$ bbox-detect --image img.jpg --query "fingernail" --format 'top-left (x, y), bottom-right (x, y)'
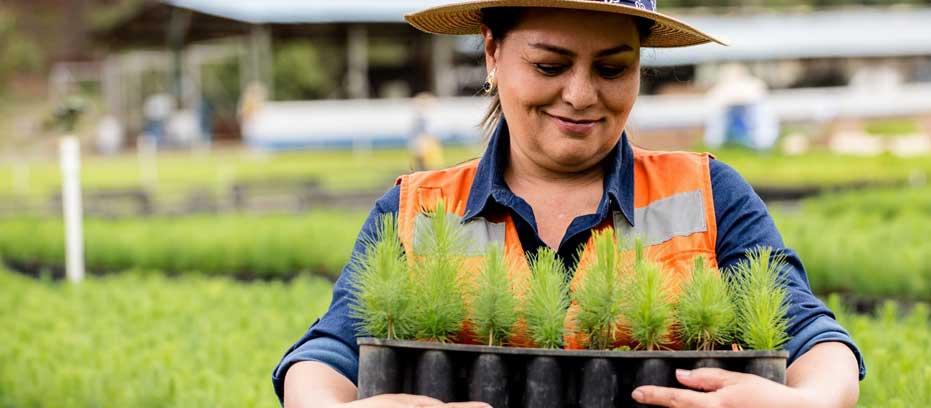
top-left (632, 390), bottom-right (644, 401)
top-left (677, 369), bottom-right (691, 378)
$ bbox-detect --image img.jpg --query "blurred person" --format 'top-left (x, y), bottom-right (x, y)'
top-left (141, 93), bottom-right (174, 146)
top-left (410, 92), bottom-right (445, 171)
top-left (705, 64), bottom-right (779, 151)
top-left (274, 2), bottom-right (863, 408)
top-left (239, 81), bottom-right (268, 127)
top-left (95, 115), bottom-right (124, 155)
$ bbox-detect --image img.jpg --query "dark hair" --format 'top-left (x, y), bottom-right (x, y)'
top-left (479, 7), bottom-right (655, 137)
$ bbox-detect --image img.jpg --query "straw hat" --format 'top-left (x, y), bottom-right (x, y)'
top-left (406, 0), bottom-right (726, 48)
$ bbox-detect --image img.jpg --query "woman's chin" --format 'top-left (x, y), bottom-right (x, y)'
top-left (543, 147), bottom-right (602, 172)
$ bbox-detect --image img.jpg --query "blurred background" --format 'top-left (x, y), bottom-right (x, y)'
top-left (1, 0), bottom-right (930, 406)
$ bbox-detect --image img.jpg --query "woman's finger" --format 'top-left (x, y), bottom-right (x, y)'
top-left (432, 403), bottom-right (492, 408)
top-left (676, 367), bottom-right (744, 392)
top-left (376, 393), bottom-right (443, 406)
top-left (632, 385), bottom-right (714, 408)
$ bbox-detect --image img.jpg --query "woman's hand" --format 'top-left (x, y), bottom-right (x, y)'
top-left (335, 394), bottom-right (491, 408)
top-left (632, 342), bottom-right (859, 408)
top-left (632, 368), bottom-right (819, 408)
top-left (284, 361), bottom-right (491, 408)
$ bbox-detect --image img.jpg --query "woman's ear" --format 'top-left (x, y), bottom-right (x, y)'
top-left (480, 24), bottom-right (499, 73)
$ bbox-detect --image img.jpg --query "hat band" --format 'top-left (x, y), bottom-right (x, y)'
top-left (595, 0), bottom-right (656, 12)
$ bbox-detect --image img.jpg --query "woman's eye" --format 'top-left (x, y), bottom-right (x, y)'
top-left (534, 64), bottom-right (566, 76)
top-left (597, 66), bottom-right (627, 79)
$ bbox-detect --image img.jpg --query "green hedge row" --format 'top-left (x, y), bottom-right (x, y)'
top-left (0, 212), bottom-right (365, 280)
top-left (1, 186), bottom-right (929, 300)
top-left (2, 147), bottom-right (930, 199)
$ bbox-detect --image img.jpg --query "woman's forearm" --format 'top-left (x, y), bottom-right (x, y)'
top-left (786, 341), bottom-right (860, 408)
top-left (283, 361), bottom-right (357, 408)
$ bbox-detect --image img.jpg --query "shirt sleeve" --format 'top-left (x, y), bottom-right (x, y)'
top-left (271, 185), bottom-right (402, 405)
top-left (709, 159), bottom-right (866, 381)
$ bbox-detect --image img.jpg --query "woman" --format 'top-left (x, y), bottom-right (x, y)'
top-left (274, 2), bottom-right (864, 407)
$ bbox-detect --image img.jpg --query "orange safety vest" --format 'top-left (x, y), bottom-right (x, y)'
top-left (395, 147), bottom-right (718, 349)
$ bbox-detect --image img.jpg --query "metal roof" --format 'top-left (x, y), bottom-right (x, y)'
top-left (644, 8), bottom-right (931, 66)
top-left (162, 2), bottom-right (931, 64)
top-left (165, 0), bottom-right (450, 24)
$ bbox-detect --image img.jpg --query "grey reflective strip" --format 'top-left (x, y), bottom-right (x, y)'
top-left (614, 190), bottom-right (707, 246)
top-left (413, 213), bottom-right (506, 257)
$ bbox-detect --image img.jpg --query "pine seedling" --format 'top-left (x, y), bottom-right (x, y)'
top-left (573, 228), bottom-right (624, 350)
top-left (676, 256), bottom-right (737, 351)
top-left (729, 246), bottom-right (791, 351)
top-left (468, 245), bottom-right (519, 346)
top-left (410, 200), bottom-right (468, 342)
top-left (524, 247), bottom-right (570, 349)
top-left (623, 239), bottom-right (675, 351)
top-left (348, 214), bottom-right (416, 340)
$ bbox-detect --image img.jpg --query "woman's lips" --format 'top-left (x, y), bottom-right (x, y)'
top-left (547, 113), bottom-right (601, 135)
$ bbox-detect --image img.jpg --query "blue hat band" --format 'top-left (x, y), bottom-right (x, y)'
top-left (595, 0), bottom-right (656, 12)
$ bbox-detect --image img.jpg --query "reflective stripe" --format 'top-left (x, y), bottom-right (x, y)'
top-left (413, 213), bottom-right (506, 257)
top-left (614, 190), bottom-right (708, 246)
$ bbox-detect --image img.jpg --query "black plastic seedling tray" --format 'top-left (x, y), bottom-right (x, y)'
top-left (358, 338), bottom-right (788, 408)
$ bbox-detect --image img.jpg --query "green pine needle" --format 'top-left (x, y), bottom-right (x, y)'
top-left (676, 257), bottom-right (737, 351)
top-left (468, 245), bottom-right (519, 346)
top-left (348, 214), bottom-right (416, 340)
top-left (573, 229), bottom-right (624, 350)
top-left (729, 246), bottom-right (792, 351)
top-left (623, 239), bottom-right (675, 351)
top-left (409, 200), bottom-right (468, 342)
top-left (525, 247), bottom-right (570, 349)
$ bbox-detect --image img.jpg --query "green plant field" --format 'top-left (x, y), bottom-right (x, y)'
top-left (2, 186), bottom-right (929, 301)
top-left (711, 149), bottom-right (931, 188)
top-left (0, 212), bottom-right (366, 280)
top-left (0, 146), bottom-right (482, 198)
top-left (0, 268), bottom-right (333, 408)
top-left (828, 296), bottom-right (931, 408)
top-left (2, 146), bottom-right (929, 202)
top-left (775, 186), bottom-right (931, 301)
top-left (1, 269), bottom-right (927, 407)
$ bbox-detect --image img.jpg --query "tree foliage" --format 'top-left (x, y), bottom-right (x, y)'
top-left (676, 257), bottom-right (737, 351)
top-left (729, 247), bottom-right (792, 351)
top-left (349, 214), bottom-right (416, 340)
top-left (573, 229), bottom-right (625, 350)
top-left (525, 247), bottom-right (570, 349)
top-left (468, 245), bottom-right (520, 346)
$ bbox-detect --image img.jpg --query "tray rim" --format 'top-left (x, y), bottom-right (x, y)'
top-left (358, 337), bottom-right (789, 359)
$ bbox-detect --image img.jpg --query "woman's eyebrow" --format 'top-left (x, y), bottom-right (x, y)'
top-left (595, 44), bottom-right (635, 57)
top-left (529, 42), bottom-right (634, 58)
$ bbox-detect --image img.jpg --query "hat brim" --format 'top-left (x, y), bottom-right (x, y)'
top-left (406, 0), bottom-right (728, 48)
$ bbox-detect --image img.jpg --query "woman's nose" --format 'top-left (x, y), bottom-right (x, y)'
top-left (561, 68), bottom-right (598, 111)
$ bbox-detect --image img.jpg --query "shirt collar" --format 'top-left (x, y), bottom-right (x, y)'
top-left (462, 118), bottom-right (636, 228)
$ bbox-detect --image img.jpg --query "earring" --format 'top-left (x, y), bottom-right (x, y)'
top-left (483, 67), bottom-right (497, 95)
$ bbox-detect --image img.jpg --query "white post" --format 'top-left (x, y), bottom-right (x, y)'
top-left (137, 135), bottom-right (158, 189)
top-left (12, 159), bottom-right (29, 196)
top-left (59, 137), bottom-right (85, 283)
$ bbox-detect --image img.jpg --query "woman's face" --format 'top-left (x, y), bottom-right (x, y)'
top-left (483, 9), bottom-right (641, 174)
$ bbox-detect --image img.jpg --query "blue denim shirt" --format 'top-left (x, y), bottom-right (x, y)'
top-left (272, 122), bottom-right (866, 403)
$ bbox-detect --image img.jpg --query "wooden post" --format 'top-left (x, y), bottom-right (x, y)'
top-left (431, 36), bottom-right (456, 97)
top-left (347, 24), bottom-right (370, 99)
